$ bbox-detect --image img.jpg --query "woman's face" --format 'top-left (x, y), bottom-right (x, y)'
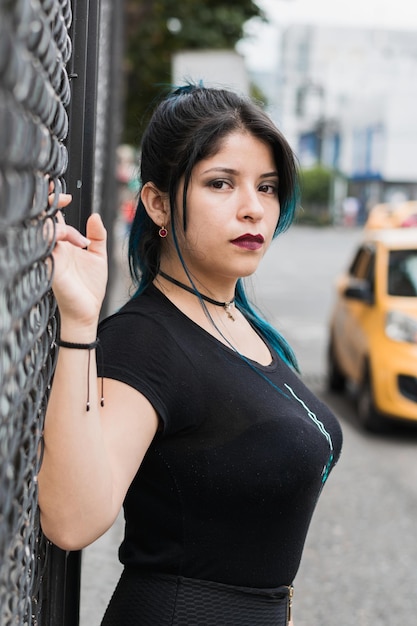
top-left (168, 131), bottom-right (281, 286)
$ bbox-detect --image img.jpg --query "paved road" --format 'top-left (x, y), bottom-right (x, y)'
top-left (80, 224), bottom-right (417, 625)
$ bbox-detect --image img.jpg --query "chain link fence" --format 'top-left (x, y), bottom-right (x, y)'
top-left (0, 0), bottom-right (122, 623)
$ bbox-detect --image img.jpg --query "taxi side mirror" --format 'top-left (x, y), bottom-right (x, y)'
top-left (344, 280), bottom-right (374, 305)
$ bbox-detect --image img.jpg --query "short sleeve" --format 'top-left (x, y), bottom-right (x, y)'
top-left (97, 307), bottom-right (196, 436)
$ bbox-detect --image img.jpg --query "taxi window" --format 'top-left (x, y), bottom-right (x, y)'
top-left (388, 249), bottom-right (417, 297)
top-left (349, 246), bottom-right (375, 280)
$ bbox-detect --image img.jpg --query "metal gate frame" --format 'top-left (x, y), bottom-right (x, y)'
top-left (0, 0), bottom-right (122, 623)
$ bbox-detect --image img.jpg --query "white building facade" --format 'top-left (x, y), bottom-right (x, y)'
top-left (266, 24), bottom-right (417, 218)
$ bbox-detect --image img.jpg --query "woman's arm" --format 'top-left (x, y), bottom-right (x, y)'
top-left (39, 373), bottom-right (158, 550)
top-left (38, 201), bottom-right (158, 550)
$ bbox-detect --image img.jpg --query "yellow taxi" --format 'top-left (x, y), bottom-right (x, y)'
top-left (365, 201), bottom-right (417, 229)
top-left (327, 228), bottom-right (417, 431)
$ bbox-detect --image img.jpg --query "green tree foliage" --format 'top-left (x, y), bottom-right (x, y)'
top-left (297, 166), bottom-right (333, 225)
top-left (123, 0), bottom-right (265, 144)
top-left (300, 166), bottom-right (332, 205)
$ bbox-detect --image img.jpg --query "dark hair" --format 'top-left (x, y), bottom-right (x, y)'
top-left (128, 84), bottom-right (299, 369)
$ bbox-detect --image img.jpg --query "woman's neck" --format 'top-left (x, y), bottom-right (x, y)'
top-left (158, 264), bottom-right (237, 304)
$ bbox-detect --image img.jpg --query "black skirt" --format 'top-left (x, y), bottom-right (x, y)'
top-left (101, 570), bottom-right (292, 626)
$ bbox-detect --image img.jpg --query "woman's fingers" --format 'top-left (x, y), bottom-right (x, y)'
top-left (55, 210), bottom-right (66, 224)
top-left (55, 222), bottom-right (91, 248)
top-left (53, 210), bottom-right (90, 248)
top-left (85, 213), bottom-right (107, 254)
top-left (86, 212), bottom-right (106, 239)
top-left (49, 192), bottom-right (72, 209)
top-left (47, 197), bottom-right (107, 252)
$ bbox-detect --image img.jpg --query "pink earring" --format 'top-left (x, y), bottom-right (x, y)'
top-left (158, 225), bottom-right (168, 238)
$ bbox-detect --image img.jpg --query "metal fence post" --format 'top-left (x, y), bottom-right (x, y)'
top-left (65, 0), bottom-right (101, 233)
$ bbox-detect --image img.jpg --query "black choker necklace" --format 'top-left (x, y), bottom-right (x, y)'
top-left (159, 271), bottom-right (236, 321)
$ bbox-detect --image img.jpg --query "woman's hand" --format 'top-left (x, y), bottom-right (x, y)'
top-left (49, 193), bottom-right (108, 330)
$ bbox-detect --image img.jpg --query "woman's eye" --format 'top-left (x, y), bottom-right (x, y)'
top-left (209, 180), bottom-right (229, 190)
top-left (259, 183), bottom-right (278, 195)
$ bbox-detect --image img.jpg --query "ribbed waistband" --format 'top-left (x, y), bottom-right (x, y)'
top-left (101, 570), bottom-right (293, 626)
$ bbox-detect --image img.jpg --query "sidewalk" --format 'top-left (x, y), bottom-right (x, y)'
top-left (80, 514), bottom-right (124, 625)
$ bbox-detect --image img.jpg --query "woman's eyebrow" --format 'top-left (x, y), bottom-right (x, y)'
top-left (201, 167), bottom-right (279, 178)
top-left (201, 167), bottom-right (238, 175)
top-left (260, 171), bottom-right (279, 179)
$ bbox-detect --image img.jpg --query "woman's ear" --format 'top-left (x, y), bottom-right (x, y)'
top-left (141, 183), bottom-right (170, 228)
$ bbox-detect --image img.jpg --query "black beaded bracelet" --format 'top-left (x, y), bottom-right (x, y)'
top-left (55, 338), bottom-right (104, 411)
top-left (56, 338), bottom-right (99, 351)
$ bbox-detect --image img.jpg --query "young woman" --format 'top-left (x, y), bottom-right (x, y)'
top-left (39, 85), bottom-right (342, 626)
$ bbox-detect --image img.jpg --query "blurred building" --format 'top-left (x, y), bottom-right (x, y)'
top-left (172, 50), bottom-right (250, 94)
top-left (254, 24), bottom-right (417, 221)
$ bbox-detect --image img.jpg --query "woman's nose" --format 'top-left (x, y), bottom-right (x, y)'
top-left (238, 188), bottom-right (264, 220)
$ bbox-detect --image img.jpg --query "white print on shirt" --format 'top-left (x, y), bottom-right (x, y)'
top-left (284, 383), bottom-right (334, 484)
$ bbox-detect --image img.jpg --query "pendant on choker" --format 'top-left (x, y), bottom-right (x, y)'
top-left (159, 271), bottom-right (236, 321)
top-left (223, 301), bottom-right (235, 321)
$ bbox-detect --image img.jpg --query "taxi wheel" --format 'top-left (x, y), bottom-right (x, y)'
top-left (327, 340), bottom-right (346, 392)
top-left (357, 369), bottom-right (384, 432)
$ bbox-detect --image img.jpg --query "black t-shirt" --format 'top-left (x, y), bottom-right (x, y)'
top-left (97, 285), bottom-right (342, 588)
